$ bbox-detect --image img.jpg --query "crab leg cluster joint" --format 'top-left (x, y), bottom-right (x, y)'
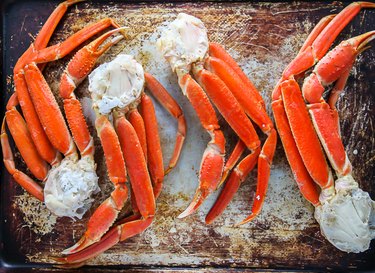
top-left (272, 2), bottom-right (375, 253)
top-left (157, 13), bottom-right (277, 224)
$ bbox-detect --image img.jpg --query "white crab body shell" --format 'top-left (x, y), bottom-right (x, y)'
top-left (315, 175), bottom-right (375, 253)
top-left (157, 13), bottom-right (209, 75)
top-left (89, 54), bottom-right (145, 115)
top-left (44, 156), bottom-right (99, 219)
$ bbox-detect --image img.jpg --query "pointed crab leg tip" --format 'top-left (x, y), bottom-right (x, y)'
top-left (52, 257), bottom-right (86, 269)
top-left (358, 2), bottom-right (375, 8)
top-left (235, 214), bottom-right (257, 227)
top-left (177, 207), bottom-right (196, 219)
top-left (205, 216), bottom-right (215, 225)
top-left (61, 237), bottom-right (92, 255)
top-left (356, 30), bottom-right (375, 51)
top-left (177, 202), bottom-right (200, 219)
top-left (164, 167), bottom-right (172, 175)
top-left (52, 256), bottom-right (67, 265)
top-left (177, 190), bottom-right (208, 219)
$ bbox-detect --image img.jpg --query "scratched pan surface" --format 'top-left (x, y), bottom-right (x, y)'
top-left (1, 0), bottom-right (374, 271)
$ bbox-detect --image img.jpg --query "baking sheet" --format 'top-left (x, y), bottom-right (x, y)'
top-left (1, 0), bottom-right (374, 271)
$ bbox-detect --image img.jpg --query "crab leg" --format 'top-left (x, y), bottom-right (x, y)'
top-left (62, 113), bottom-right (155, 259)
top-left (56, 216), bottom-right (154, 266)
top-left (32, 18), bottom-right (122, 64)
top-left (115, 114), bottom-right (155, 219)
top-left (177, 74), bottom-right (225, 218)
top-left (62, 114), bottom-right (128, 255)
top-left (24, 27), bottom-right (124, 156)
top-left (196, 46), bottom-right (278, 223)
top-left (1, 116), bottom-right (44, 202)
top-left (271, 3), bottom-right (375, 200)
top-left (282, 80), bottom-right (334, 189)
top-left (11, 1), bottom-right (85, 164)
top-left (302, 31), bottom-right (375, 177)
top-left (15, 17), bottom-right (122, 162)
top-left (206, 149), bottom-right (259, 224)
top-left (14, 0), bottom-right (85, 71)
top-left (220, 139), bottom-right (247, 185)
top-left (271, 99), bottom-right (320, 205)
top-left (60, 28), bottom-right (125, 157)
top-left (140, 94), bottom-right (165, 198)
top-left (3, 95), bottom-right (49, 180)
top-left (144, 73), bottom-right (187, 175)
top-left (128, 110), bottom-right (148, 161)
top-left (13, 73), bottom-right (60, 164)
top-left (208, 43), bottom-right (265, 109)
top-left (23, 63), bottom-right (76, 157)
top-left (281, 2), bottom-right (375, 81)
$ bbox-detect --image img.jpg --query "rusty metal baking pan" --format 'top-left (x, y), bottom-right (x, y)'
top-left (1, 0), bottom-right (374, 272)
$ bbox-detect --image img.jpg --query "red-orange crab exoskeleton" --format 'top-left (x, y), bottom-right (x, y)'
top-left (1, 0), bottom-right (126, 218)
top-left (57, 54), bottom-right (187, 267)
top-left (1, 0), bottom-right (186, 267)
top-left (272, 2), bottom-right (375, 252)
top-left (157, 13), bottom-right (277, 225)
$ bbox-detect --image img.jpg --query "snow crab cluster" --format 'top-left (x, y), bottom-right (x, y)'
top-left (272, 2), bottom-right (375, 253)
top-left (1, 0), bottom-right (186, 267)
top-left (1, 0), bottom-right (374, 268)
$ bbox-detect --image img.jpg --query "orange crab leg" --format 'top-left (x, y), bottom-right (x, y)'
top-left (144, 73), bottom-right (187, 175)
top-left (4, 94), bottom-right (49, 180)
top-left (303, 31), bottom-right (375, 104)
top-left (16, 21), bottom-right (122, 159)
top-left (302, 31), bottom-right (375, 177)
top-left (281, 2), bottom-right (375, 82)
top-left (128, 110), bottom-right (148, 161)
top-left (194, 68), bottom-right (260, 151)
top-left (237, 129), bottom-right (277, 225)
top-left (13, 74), bottom-right (60, 164)
top-left (272, 100), bottom-right (320, 206)
top-left (177, 74), bottom-right (225, 218)
top-left (32, 18), bottom-right (122, 64)
top-left (23, 63), bottom-right (76, 156)
top-left (220, 139), bottom-right (246, 186)
top-left (57, 216), bottom-right (154, 266)
top-left (271, 3), bottom-right (375, 204)
top-left (11, 1), bottom-right (85, 164)
top-left (60, 28), bottom-right (124, 157)
top-left (62, 114), bottom-right (128, 255)
top-left (96, 115), bottom-right (127, 185)
top-left (115, 114), bottom-right (155, 219)
top-left (208, 43), bottom-right (265, 109)
top-left (22, 25), bottom-right (123, 157)
top-left (206, 148), bottom-right (259, 224)
top-left (281, 80), bottom-right (334, 190)
top-left (14, 0), bottom-right (84, 72)
top-left (62, 113), bottom-right (155, 257)
top-left (200, 51), bottom-right (278, 223)
top-left (298, 14), bottom-right (335, 54)
top-left (1, 118), bottom-right (44, 202)
top-left (140, 94), bottom-right (164, 198)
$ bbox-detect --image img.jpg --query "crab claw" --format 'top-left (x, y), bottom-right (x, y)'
top-left (303, 30), bottom-right (375, 105)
